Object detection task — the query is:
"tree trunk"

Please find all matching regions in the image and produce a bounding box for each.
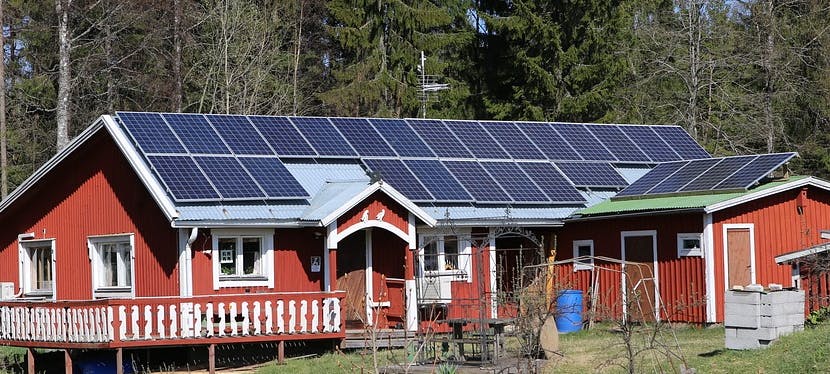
[0,0,7,198]
[56,0,72,151]
[292,0,304,116]
[104,0,115,113]
[762,0,775,153]
[173,0,183,112]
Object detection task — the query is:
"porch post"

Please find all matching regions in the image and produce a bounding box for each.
[405,213,418,332]
[116,348,123,374]
[208,344,216,374]
[277,340,285,364]
[26,348,35,374]
[327,222,338,292]
[64,349,72,373]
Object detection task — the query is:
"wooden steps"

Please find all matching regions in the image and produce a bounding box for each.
[342,329,413,349]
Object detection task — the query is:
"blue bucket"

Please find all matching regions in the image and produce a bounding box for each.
[555,289,584,333]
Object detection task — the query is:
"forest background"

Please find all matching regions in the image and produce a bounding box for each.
[0,0,829,198]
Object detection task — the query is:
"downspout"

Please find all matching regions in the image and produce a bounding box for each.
[184,227,198,297]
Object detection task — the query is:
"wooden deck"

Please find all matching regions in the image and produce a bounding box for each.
[342,328,413,349]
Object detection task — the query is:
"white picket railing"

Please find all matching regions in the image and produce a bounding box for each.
[0,292,344,346]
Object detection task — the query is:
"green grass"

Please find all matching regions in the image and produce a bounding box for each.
[0,346,26,373]
[256,349,411,374]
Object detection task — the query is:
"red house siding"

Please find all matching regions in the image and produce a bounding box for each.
[338,192,409,234]
[0,131,178,300]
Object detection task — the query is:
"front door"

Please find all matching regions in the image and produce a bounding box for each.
[726,227,752,288]
[624,234,656,322]
[337,231,366,328]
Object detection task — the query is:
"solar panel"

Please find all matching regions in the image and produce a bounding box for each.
[163,113,230,154]
[118,112,185,154]
[620,126,681,162]
[518,162,586,202]
[651,126,710,159]
[147,155,218,200]
[330,118,396,157]
[516,122,581,160]
[404,160,472,201]
[363,159,433,201]
[552,124,616,161]
[290,117,357,156]
[481,162,550,202]
[615,161,689,197]
[206,115,274,155]
[238,157,310,199]
[248,116,316,156]
[680,155,758,192]
[714,153,796,190]
[555,162,628,187]
[587,125,650,162]
[408,119,473,158]
[479,122,546,159]
[443,161,511,202]
[444,120,510,159]
[369,119,435,158]
[194,156,265,199]
[647,158,720,194]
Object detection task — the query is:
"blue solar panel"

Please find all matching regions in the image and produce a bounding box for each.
[620,126,681,162]
[194,156,265,199]
[445,121,510,159]
[248,116,316,156]
[363,159,433,201]
[615,161,689,197]
[587,125,650,162]
[518,162,586,202]
[369,119,435,158]
[647,158,720,194]
[551,124,616,161]
[408,119,473,158]
[238,157,310,199]
[118,112,185,154]
[330,118,396,157]
[206,115,274,155]
[652,126,710,159]
[714,153,796,190]
[555,162,628,187]
[163,113,230,154]
[443,161,511,202]
[404,160,472,201]
[291,117,356,157]
[681,156,758,192]
[479,122,546,159]
[147,155,218,200]
[481,162,550,202]
[515,122,581,160]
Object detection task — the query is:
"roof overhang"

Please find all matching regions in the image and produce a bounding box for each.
[775,242,830,264]
[705,176,830,214]
[566,208,704,222]
[319,181,437,227]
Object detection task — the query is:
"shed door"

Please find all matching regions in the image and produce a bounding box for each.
[337,231,366,327]
[726,228,752,288]
[624,235,656,322]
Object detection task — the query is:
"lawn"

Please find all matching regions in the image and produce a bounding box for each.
[0,346,25,374]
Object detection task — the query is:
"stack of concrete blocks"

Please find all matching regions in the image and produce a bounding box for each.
[724,289,805,349]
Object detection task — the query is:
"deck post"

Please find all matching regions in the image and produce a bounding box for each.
[26,348,35,374]
[277,340,285,364]
[116,348,123,374]
[64,349,72,373]
[208,344,216,374]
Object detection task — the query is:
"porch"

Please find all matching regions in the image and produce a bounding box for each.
[0,291,345,350]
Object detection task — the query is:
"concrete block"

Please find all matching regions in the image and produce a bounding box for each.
[760,302,804,316]
[725,312,760,328]
[760,315,791,328]
[724,327,738,338]
[725,291,761,305]
[794,324,804,332]
[725,335,762,350]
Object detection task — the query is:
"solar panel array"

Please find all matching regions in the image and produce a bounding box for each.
[615,153,796,198]
[116,112,712,204]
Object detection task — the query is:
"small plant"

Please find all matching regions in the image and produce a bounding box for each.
[806,306,830,327]
[436,362,458,374]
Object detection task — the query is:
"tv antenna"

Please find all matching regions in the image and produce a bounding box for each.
[418,51,450,118]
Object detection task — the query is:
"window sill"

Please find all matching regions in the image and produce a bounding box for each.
[94,287,133,299]
[217,275,271,288]
[573,264,594,272]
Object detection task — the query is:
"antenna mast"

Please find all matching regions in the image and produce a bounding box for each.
[418,51,449,118]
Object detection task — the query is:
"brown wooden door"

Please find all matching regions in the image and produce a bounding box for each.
[726,228,752,288]
[624,235,656,322]
[337,232,366,327]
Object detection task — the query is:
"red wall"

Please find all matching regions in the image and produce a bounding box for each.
[338,192,409,233]
[0,131,178,300]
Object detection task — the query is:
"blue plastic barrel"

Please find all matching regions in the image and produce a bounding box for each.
[555,289,584,333]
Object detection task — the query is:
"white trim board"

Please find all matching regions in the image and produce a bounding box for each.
[703,214,717,323]
[705,177,830,214]
[620,230,659,322]
[319,181,436,227]
[722,223,756,289]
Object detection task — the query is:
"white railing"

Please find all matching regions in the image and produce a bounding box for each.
[0,292,344,346]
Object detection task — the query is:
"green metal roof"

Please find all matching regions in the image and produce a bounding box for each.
[576,176,809,216]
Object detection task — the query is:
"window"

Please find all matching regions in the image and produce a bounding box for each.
[19,239,55,297]
[677,233,703,257]
[573,240,594,271]
[418,231,471,281]
[212,229,274,289]
[89,234,134,298]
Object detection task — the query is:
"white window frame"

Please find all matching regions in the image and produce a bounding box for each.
[677,233,703,257]
[572,240,594,271]
[18,238,56,298]
[88,234,135,299]
[211,228,275,289]
[418,229,472,282]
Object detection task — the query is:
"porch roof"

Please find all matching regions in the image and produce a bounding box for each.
[776,241,830,264]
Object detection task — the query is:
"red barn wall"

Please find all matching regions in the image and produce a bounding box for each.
[0,131,178,300]
[557,213,705,322]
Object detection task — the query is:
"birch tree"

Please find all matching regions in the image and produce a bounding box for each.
[55,0,70,151]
